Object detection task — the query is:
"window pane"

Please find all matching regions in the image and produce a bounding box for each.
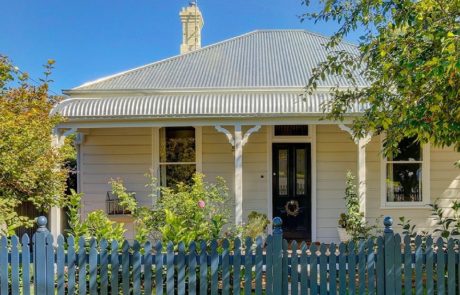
[278,149,288,196]
[160,164,196,188]
[160,127,196,162]
[296,148,305,195]
[391,137,421,161]
[275,125,308,136]
[386,163,422,202]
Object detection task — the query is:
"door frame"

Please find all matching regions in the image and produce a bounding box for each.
[266,125,317,240]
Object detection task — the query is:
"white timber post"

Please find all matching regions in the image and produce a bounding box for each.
[215,125,261,225]
[338,124,372,217]
[234,125,243,225]
[50,128,77,238]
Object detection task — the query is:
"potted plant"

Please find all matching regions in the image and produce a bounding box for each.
[337,171,374,243]
[337,213,351,242]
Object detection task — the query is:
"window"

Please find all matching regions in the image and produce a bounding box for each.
[382,137,429,207]
[106,192,133,215]
[274,125,309,136]
[159,127,196,188]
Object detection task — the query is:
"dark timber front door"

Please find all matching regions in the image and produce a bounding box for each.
[272,143,311,241]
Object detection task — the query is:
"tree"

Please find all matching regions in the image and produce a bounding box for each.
[0,55,68,235]
[302,0,460,158]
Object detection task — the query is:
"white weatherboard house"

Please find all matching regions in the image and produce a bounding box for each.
[51,4,459,242]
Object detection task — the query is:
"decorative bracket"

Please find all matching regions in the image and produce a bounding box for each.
[338,124,372,146]
[215,125,261,147]
[215,125,235,146]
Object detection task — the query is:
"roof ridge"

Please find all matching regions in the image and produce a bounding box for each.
[73,30,261,90]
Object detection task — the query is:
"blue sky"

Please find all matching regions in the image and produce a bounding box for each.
[1,1,359,95]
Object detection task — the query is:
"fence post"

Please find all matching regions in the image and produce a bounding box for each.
[383,216,395,294]
[34,216,50,295]
[272,217,283,295]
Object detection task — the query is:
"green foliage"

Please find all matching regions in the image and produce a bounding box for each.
[66,190,125,244]
[339,171,375,241]
[0,56,69,235]
[302,0,460,158]
[398,217,417,239]
[112,173,230,245]
[241,211,270,239]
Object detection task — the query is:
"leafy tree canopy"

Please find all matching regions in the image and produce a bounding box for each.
[0,56,68,235]
[303,0,460,158]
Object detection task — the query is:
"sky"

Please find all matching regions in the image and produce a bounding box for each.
[1,0,360,95]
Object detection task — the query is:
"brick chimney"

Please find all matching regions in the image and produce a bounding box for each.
[179,2,204,54]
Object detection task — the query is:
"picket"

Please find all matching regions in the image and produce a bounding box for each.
[414,236,423,295]
[394,234,402,295]
[199,241,207,295]
[290,240,298,295]
[233,238,242,295]
[329,243,337,295]
[9,236,18,295]
[0,236,8,295]
[166,241,174,295]
[177,242,186,295]
[309,243,318,294]
[265,236,273,295]
[21,234,30,295]
[347,241,356,294]
[99,239,109,295]
[155,241,163,295]
[132,241,141,295]
[144,241,153,295]
[210,240,219,295]
[89,238,98,295]
[403,235,412,295]
[68,235,76,294]
[436,238,445,294]
[188,242,197,295]
[299,242,308,295]
[338,242,346,294]
[425,237,434,295]
[122,241,130,295]
[221,239,230,295]
[319,243,327,295]
[110,240,119,294]
[3,215,460,295]
[56,236,65,295]
[366,238,375,295]
[255,237,263,295]
[358,241,365,295]
[447,239,455,295]
[78,237,87,295]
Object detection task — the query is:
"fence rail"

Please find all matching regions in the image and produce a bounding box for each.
[1,216,460,294]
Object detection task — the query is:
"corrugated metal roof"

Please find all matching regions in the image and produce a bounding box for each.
[71,30,367,91]
[53,92,365,119]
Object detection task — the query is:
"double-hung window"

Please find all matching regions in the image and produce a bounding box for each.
[382,137,430,207]
[159,127,196,188]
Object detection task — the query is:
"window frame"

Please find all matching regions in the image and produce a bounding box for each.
[380,135,430,208]
[158,126,201,187]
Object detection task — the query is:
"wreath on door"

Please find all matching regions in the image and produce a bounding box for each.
[284,200,300,217]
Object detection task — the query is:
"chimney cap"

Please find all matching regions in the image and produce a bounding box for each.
[189,1,197,6]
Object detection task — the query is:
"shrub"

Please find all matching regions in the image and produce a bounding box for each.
[242,211,270,239]
[112,173,230,245]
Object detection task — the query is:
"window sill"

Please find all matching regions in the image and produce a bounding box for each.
[380,203,430,210]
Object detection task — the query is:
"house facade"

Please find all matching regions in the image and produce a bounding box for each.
[51,4,459,243]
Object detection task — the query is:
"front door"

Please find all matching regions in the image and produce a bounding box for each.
[272,143,311,241]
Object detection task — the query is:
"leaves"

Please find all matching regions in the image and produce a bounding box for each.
[0,55,68,235]
[302,0,460,158]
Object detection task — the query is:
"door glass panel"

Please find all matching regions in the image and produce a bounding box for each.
[278,149,288,196]
[296,148,305,195]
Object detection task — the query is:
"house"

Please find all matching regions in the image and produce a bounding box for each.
[51,3,459,242]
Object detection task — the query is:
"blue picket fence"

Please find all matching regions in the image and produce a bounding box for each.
[1,216,460,294]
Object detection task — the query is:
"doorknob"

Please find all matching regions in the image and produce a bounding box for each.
[273,173,277,176]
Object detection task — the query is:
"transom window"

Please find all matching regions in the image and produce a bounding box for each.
[159,127,196,188]
[383,137,429,206]
[274,125,309,136]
